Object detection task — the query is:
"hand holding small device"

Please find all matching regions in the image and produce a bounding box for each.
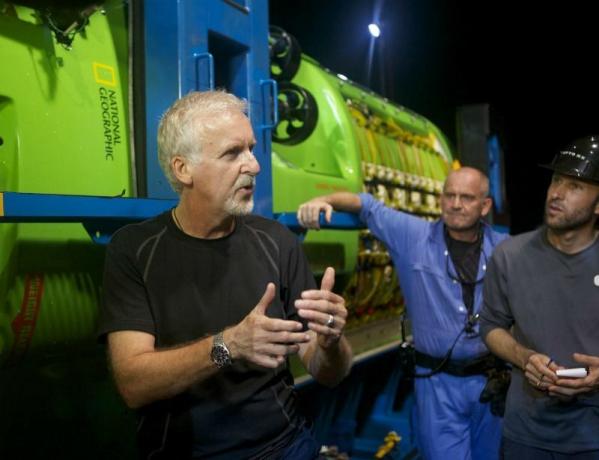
[547,353,599,398]
[555,367,588,378]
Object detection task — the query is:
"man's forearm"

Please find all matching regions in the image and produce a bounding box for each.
[305,336,353,387]
[298,192,362,229]
[109,332,218,409]
[484,327,534,370]
[321,192,362,214]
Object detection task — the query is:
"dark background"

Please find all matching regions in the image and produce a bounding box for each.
[270,0,598,234]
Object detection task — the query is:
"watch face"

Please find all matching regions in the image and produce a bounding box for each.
[211,345,231,368]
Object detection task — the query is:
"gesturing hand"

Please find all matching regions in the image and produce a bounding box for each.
[295,267,348,349]
[547,353,599,397]
[225,283,311,368]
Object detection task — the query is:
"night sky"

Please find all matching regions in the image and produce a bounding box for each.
[270,1,598,234]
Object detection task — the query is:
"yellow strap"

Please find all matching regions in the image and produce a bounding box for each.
[364,129,380,163]
[347,105,367,126]
[353,125,371,163]
[0,192,4,217]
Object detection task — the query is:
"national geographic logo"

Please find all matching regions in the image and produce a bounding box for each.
[93,62,121,161]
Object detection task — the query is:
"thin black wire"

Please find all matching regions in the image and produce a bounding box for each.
[412,324,469,378]
[411,227,487,378]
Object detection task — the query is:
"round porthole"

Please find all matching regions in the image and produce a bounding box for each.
[273,82,318,146]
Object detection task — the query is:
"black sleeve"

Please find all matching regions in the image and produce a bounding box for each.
[97,229,156,341]
[479,245,515,339]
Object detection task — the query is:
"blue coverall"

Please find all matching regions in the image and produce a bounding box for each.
[359,193,508,460]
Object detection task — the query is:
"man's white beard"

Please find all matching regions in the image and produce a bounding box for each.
[225,196,254,216]
[225,175,256,216]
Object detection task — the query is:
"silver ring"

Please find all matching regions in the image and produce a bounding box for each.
[325,314,335,328]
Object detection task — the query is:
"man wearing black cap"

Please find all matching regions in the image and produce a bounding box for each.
[480,135,599,458]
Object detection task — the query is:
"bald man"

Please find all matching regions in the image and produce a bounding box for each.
[298,167,508,460]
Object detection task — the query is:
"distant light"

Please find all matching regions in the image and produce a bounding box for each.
[337,73,348,81]
[368,23,381,38]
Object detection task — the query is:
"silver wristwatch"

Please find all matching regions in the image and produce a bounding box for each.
[210,332,232,368]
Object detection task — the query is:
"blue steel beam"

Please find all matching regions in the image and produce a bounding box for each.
[275,212,365,233]
[0,192,177,244]
[0,193,364,236]
[0,192,176,222]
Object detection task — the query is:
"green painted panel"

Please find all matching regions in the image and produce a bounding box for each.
[272,54,455,279]
[0,2,130,365]
[0,3,131,196]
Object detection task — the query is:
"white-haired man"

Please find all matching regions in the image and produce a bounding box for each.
[98,91,352,459]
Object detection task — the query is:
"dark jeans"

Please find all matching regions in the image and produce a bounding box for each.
[501,437,599,460]
[279,426,321,460]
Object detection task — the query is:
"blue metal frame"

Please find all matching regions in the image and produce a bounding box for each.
[259,79,278,129]
[296,343,418,459]
[0,192,174,221]
[0,192,176,244]
[144,0,276,219]
[1,0,277,235]
[275,212,364,233]
[487,134,504,213]
[0,192,361,243]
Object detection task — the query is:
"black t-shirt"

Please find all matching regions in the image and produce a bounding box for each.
[98,211,316,459]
